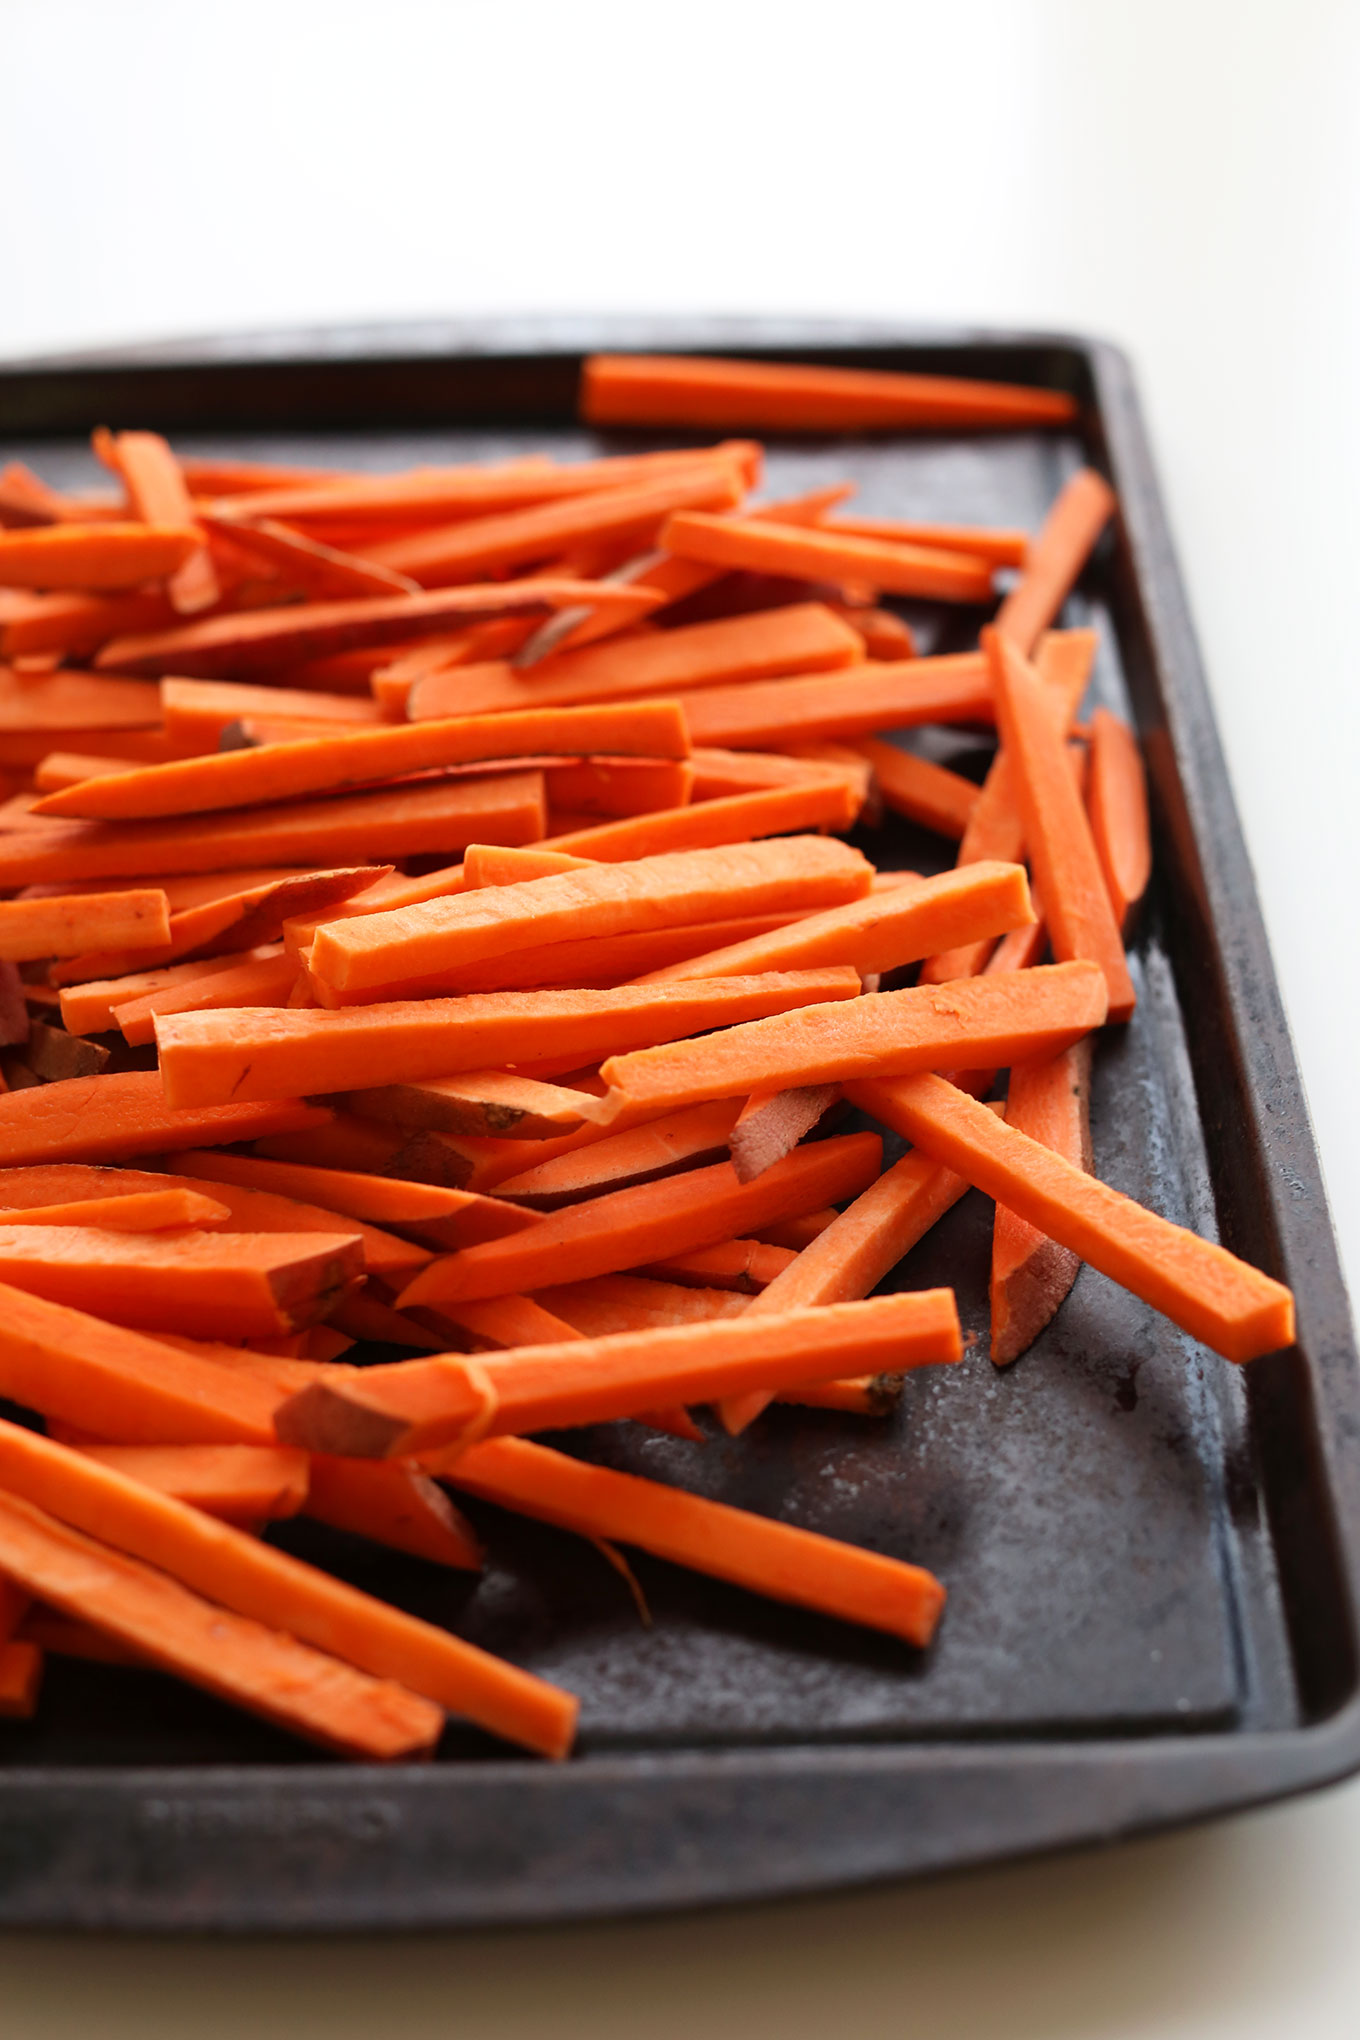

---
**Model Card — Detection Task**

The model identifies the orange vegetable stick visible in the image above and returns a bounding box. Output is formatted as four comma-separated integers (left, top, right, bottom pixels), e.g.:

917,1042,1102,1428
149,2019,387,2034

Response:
160,677,382,746
687,746,864,802
985,630,1135,1022
639,1239,796,1290
491,1100,742,1209
541,779,862,861
660,513,996,603
531,1278,829,1411
0,888,169,960
0,1489,441,1759
728,1086,840,1184
0,1414,574,1757
396,1131,882,1309
446,1436,945,1646
200,449,744,525
993,468,1117,654
836,606,918,661
986,917,1048,974
636,861,1030,985
1,590,184,662
265,1117,573,1197
0,669,161,734
50,868,387,984
675,653,991,750
340,1071,607,1142
311,915,805,1003
70,1443,309,1522
848,1072,1295,1363
200,513,418,599
98,431,220,614
458,844,588,889
754,1208,838,1250
308,836,869,995
533,1273,748,1336
511,486,850,665
304,1456,484,1569
282,869,452,946
0,1283,284,1442
719,1145,976,1433
0,523,199,591
95,578,663,678
163,1149,541,1252
0,461,73,527
179,456,353,495
827,516,1029,567
280,1288,959,1459
527,1273,845,1420
581,355,1077,433
0,1161,206,1208
35,699,691,823
135,1171,424,1278
544,755,696,819
425,1293,583,1350
991,1042,1093,1366
404,602,860,720
363,462,746,588
32,749,183,793
599,960,1107,1118
918,628,1097,984
0,1225,362,1340
0,1070,326,1168
112,948,299,1045
156,969,862,1109
0,1188,229,1232
0,772,546,888
852,738,979,839
1086,707,1152,931
327,1289,451,1351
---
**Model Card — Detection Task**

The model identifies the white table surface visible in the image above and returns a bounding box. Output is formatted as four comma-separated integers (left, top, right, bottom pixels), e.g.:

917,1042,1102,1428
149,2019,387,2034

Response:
3,1,1358,2030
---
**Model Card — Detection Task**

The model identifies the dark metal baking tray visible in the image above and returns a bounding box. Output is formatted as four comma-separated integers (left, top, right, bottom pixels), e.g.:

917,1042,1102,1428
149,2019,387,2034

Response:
0,318,1355,1932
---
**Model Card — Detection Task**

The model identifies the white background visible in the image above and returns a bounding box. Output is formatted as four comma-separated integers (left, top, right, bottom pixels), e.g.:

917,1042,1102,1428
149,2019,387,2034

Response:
2,0,1359,2031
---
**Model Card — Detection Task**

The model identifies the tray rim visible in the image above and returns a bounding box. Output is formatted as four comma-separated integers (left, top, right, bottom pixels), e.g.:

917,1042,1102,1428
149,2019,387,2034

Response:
0,316,1357,1933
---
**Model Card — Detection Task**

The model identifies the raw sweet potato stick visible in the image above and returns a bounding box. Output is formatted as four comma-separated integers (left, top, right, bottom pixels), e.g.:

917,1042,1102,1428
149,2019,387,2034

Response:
96,430,220,614
307,835,869,994
445,1437,946,1647
155,971,862,1109
0,1489,442,1759
919,628,1097,983
993,468,1116,654
847,1073,1295,1363
94,578,664,679
1086,708,1152,930
984,629,1135,1021
635,860,1031,985
660,513,996,603
0,1412,576,1755
597,961,1108,1119
0,524,199,591
404,603,860,720
673,653,991,749
276,1290,962,1457
580,355,1077,432
396,1132,883,1308
990,1042,1093,1365
35,700,691,823
0,890,170,960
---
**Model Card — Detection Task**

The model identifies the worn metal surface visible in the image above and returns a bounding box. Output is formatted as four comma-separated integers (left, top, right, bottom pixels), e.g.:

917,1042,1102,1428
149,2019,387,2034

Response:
0,320,1354,1930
